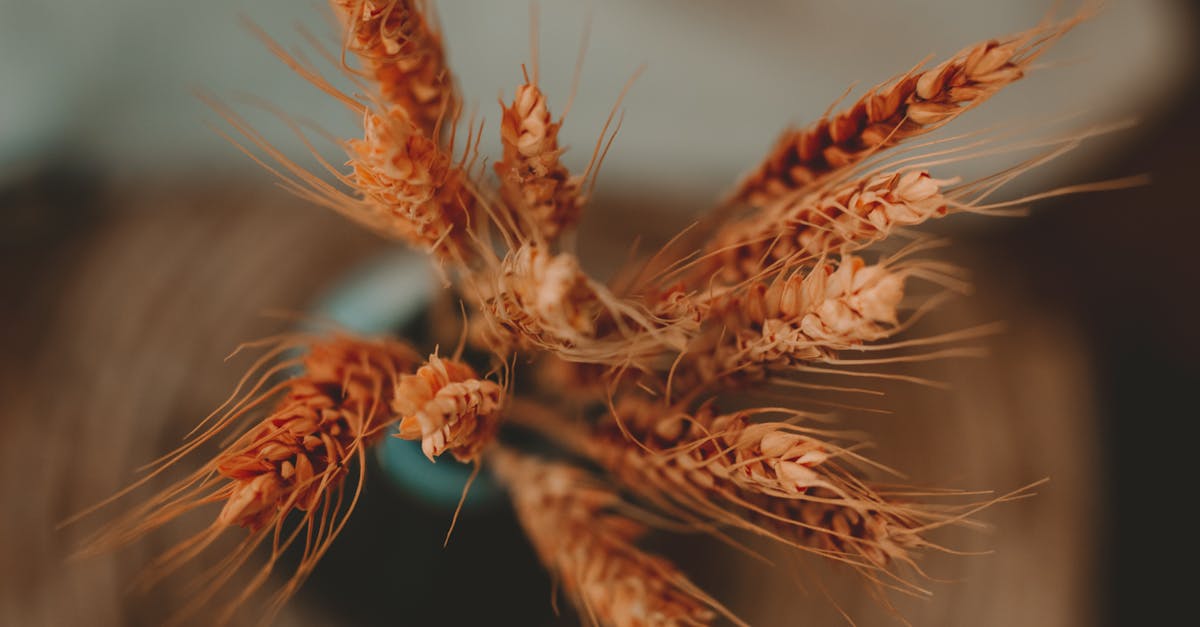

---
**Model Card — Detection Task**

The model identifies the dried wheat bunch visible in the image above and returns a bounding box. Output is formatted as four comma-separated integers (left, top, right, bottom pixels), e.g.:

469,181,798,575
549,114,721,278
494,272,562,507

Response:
77,2,1119,624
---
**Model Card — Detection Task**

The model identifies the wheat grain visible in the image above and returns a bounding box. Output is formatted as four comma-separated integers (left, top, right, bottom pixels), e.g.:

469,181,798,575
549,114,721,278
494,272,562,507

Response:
656,253,950,395
707,170,952,284
347,107,478,260
199,23,481,266
393,353,505,462
732,15,1083,206
333,0,459,140
725,255,908,371
494,77,586,241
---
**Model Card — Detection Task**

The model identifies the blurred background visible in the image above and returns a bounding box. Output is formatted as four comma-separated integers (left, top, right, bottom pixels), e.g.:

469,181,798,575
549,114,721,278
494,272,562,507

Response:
2,0,1197,625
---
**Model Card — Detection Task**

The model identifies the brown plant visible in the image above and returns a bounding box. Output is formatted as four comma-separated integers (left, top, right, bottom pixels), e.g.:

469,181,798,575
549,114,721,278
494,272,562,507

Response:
347,107,478,259
494,69,586,242
78,2,1118,624
332,0,459,140
731,12,1088,207
705,170,953,284
75,335,418,624
393,353,505,462
584,396,933,580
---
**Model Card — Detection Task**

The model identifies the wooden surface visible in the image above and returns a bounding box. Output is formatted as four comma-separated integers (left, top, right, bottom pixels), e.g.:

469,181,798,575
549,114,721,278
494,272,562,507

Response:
1,177,1100,625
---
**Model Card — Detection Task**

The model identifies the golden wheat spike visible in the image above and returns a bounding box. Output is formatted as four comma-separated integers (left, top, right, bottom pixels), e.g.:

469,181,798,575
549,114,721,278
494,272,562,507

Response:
731,12,1087,207
332,0,459,141
393,353,505,462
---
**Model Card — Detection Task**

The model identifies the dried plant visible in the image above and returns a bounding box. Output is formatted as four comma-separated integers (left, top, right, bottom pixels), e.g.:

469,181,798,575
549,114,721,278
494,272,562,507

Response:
730,11,1089,206
344,107,479,259
393,353,505,462
580,395,955,592
494,66,586,241
71,334,419,624
669,249,969,394
703,170,954,284
491,449,741,627
75,1,1123,625
332,0,459,139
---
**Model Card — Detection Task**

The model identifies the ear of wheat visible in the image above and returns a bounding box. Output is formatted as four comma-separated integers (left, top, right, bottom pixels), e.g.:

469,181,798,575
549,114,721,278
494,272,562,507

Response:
74,1,1118,624
494,68,586,241
730,11,1090,207
71,334,418,624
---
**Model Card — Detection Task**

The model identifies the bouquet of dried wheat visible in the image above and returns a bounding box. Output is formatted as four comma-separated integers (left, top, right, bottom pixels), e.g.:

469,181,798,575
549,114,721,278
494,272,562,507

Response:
72,1,1127,624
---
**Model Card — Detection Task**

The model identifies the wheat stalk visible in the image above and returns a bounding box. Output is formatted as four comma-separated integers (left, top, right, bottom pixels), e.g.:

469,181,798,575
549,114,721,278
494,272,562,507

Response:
347,107,479,259
704,170,953,284
693,253,955,389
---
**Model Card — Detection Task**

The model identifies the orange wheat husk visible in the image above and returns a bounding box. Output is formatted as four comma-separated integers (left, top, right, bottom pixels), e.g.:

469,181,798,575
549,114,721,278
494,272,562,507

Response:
75,334,418,625
332,0,459,141
493,64,586,242
346,106,480,261
684,251,967,390
490,449,744,627
620,246,972,397
211,7,482,267
705,170,953,285
472,243,696,368
731,12,1087,207
393,353,505,462
585,396,964,591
